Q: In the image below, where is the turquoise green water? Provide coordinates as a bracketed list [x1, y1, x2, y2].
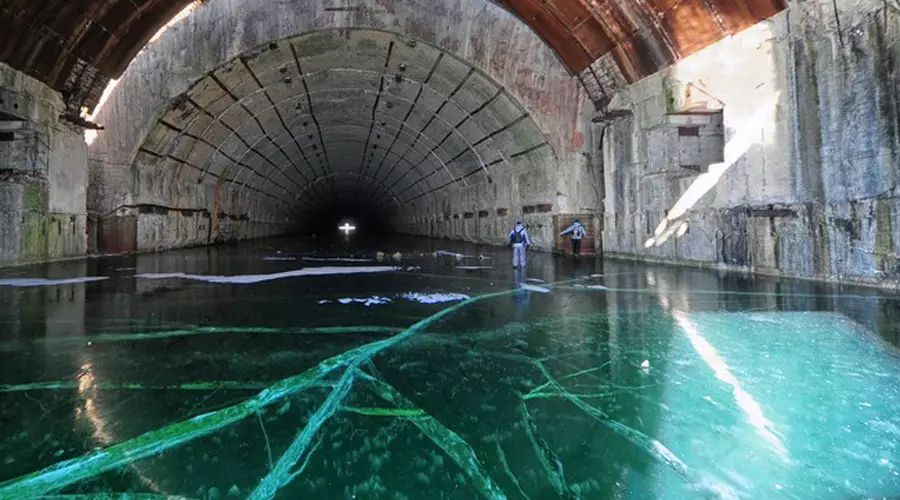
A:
[1, 236, 899, 499]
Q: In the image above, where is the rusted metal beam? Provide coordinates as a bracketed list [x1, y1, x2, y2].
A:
[0, 0, 787, 113]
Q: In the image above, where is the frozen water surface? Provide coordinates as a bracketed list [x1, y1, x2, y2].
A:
[1, 236, 900, 499]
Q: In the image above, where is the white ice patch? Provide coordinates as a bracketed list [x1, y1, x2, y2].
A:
[262, 256, 297, 261]
[301, 257, 373, 263]
[402, 292, 470, 304]
[0, 277, 108, 287]
[520, 284, 550, 294]
[434, 251, 485, 259]
[434, 251, 467, 258]
[336, 296, 392, 307]
[136, 266, 399, 284]
[525, 278, 545, 283]
[574, 284, 607, 291]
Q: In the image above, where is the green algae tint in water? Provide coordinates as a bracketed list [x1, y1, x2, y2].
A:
[1, 236, 900, 499]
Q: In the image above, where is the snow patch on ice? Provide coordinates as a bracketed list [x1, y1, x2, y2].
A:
[434, 251, 468, 258]
[574, 284, 607, 291]
[0, 277, 108, 287]
[336, 296, 392, 307]
[520, 284, 550, 294]
[136, 266, 399, 284]
[402, 292, 470, 304]
[525, 278, 545, 283]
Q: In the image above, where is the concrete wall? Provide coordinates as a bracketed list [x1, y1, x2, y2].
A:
[601, 0, 900, 287]
[0, 63, 87, 267]
[89, 0, 590, 254]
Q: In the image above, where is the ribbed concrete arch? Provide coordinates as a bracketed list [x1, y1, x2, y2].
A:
[87, 0, 582, 249]
[128, 28, 550, 219]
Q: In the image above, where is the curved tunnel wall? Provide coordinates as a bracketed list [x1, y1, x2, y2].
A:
[89, 0, 594, 252]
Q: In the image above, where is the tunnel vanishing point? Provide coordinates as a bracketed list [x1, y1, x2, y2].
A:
[0, 0, 899, 287]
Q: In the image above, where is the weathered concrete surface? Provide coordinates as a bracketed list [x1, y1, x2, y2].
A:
[90, 0, 590, 253]
[601, 0, 900, 287]
[0, 64, 87, 267]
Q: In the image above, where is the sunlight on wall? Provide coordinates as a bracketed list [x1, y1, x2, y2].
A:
[643, 20, 782, 248]
[645, 93, 780, 248]
[84, 1, 203, 145]
[148, 0, 204, 44]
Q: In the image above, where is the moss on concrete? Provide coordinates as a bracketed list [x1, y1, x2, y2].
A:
[875, 197, 895, 262]
[23, 181, 48, 213]
[661, 75, 677, 114]
[20, 212, 47, 262]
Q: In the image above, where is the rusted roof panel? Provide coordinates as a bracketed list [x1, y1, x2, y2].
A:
[0, 0, 786, 111]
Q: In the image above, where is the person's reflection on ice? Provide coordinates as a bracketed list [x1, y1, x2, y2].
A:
[512, 266, 530, 319]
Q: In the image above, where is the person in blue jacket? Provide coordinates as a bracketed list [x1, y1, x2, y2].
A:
[508, 221, 531, 269]
[560, 219, 587, 257]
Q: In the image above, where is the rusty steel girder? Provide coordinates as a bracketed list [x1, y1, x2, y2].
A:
[497, 0, 785, 80]
[0, 0, 785, 110]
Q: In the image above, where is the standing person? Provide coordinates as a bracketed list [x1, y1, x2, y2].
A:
[508, 221, 531, 269]
[560, 219, 587, 257]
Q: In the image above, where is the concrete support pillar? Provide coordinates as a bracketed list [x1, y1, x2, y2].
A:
[0, 64, 87, 267]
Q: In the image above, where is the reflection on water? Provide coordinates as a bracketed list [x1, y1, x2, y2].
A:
[1, 236, 899, 499]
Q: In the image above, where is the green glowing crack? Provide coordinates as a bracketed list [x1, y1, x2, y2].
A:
[0, 340, 379, 498]
[519, 401, 572, 498]
[34, 325, 403, 346]
[532, 362, 691, 481]
[494, 441, 531, 500]
[248, 368, 356, 499]
[37, 495, 193, 499]
[1, 282, 548, 499]
[0, 381, 294, 392]
[359, 372, 507, 499]
[342, 406, 427, 418]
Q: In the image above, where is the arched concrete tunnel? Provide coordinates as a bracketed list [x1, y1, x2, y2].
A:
[115, 27, 560, 240]
[6, 1, 900, 498]
[0, 0, 789, 257]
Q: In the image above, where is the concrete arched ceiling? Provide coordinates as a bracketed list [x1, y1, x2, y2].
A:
[135, 29, 548, 216]
[0, 0, 786, 112]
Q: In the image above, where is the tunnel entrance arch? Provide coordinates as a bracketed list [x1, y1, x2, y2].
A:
[89, 0, 584, 252]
